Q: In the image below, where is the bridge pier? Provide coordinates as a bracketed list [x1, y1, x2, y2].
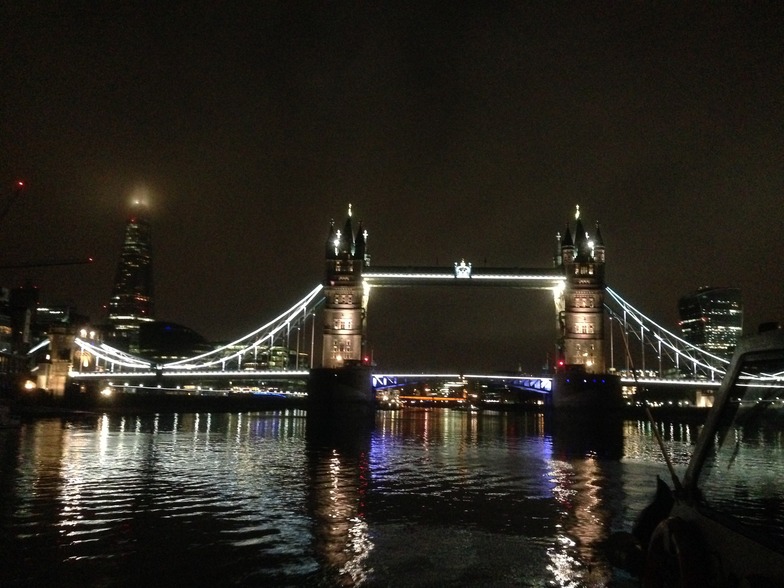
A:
[548, 371, 623, 411]
[307, 365, 374, 413]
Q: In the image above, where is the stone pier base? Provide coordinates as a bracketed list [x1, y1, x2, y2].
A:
[307, 366, 374, 413]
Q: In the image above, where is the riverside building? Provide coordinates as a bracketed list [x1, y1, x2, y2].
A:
[678, 286, 743, 360]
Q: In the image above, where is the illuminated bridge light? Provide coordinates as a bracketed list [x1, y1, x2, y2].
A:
[66, 281, 731, 387]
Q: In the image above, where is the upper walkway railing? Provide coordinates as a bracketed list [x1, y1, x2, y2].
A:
[363, 264, 564, 288]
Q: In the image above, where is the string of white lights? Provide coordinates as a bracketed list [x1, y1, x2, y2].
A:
[70, 286, 323, 371]
[605, 286, 729, 376]
[162, 284, 324, 368]
[74, 338, 152, 369]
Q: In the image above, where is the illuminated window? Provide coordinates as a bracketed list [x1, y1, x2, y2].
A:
[333, 318, 353, 330]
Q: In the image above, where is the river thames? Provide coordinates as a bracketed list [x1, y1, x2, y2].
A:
[0, 408, 705, 587]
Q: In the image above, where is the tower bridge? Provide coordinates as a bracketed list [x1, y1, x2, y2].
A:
[319, 204, 606, 376]
[63, 204, 731, 410]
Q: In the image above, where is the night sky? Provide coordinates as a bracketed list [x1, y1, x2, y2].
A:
[2, 2, 782, 373]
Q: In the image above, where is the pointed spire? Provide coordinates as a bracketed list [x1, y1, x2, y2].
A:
[574, 218, 586, 249]
[561, 223, 573, 247]
[594, 221, 604, 247]
[340, 203, 354, 257]
[573, 205, 589, 260]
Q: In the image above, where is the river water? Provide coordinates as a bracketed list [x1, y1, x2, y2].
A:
[0, 408, 703, 587]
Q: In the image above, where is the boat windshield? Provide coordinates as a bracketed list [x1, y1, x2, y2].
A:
[697, 349, 784, 547]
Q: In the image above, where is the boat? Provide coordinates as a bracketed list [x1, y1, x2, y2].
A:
[609, 324, 784, 586]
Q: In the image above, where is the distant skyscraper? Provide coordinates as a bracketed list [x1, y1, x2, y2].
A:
[678, 287, 743, 359]
[108, 201, 154, 350]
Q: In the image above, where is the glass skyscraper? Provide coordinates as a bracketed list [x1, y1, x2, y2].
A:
[107, 204, 154, 350]
[678, 286, 743, 359]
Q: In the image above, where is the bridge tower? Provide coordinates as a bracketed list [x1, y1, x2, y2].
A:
[320, 204, 369, 369]
[556, 206, 606, 374]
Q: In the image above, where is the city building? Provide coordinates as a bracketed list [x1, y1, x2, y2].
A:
[107, 200, 154, 351]
[678, 287, 743, 359]
[0, 284, 93, 396]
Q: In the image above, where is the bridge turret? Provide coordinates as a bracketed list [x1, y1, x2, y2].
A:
[557, 205, 606, 374]
[321, 205, 368, 369]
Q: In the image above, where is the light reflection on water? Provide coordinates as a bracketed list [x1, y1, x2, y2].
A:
[0, 408, 735, 587]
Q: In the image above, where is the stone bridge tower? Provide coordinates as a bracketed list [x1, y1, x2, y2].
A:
[321, 205, 369, 369]
[556, 206, 606, 374]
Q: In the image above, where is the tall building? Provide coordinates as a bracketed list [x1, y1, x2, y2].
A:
[554, 205, 606, 373]
[107, 201, 154, 350]
[678, 286, 742, 359]
[321, 204, 369, 369]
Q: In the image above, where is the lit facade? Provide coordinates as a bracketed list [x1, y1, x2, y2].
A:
[678, 287, 742, 359]
[321, 205, 369, 369]
[108, 204, 154, 350]
[554, 206, 606, 373]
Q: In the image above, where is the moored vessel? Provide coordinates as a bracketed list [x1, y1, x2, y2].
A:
[609, 324, 784, 586]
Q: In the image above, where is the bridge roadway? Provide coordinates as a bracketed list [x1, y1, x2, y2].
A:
[69, 369, 719, 393]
